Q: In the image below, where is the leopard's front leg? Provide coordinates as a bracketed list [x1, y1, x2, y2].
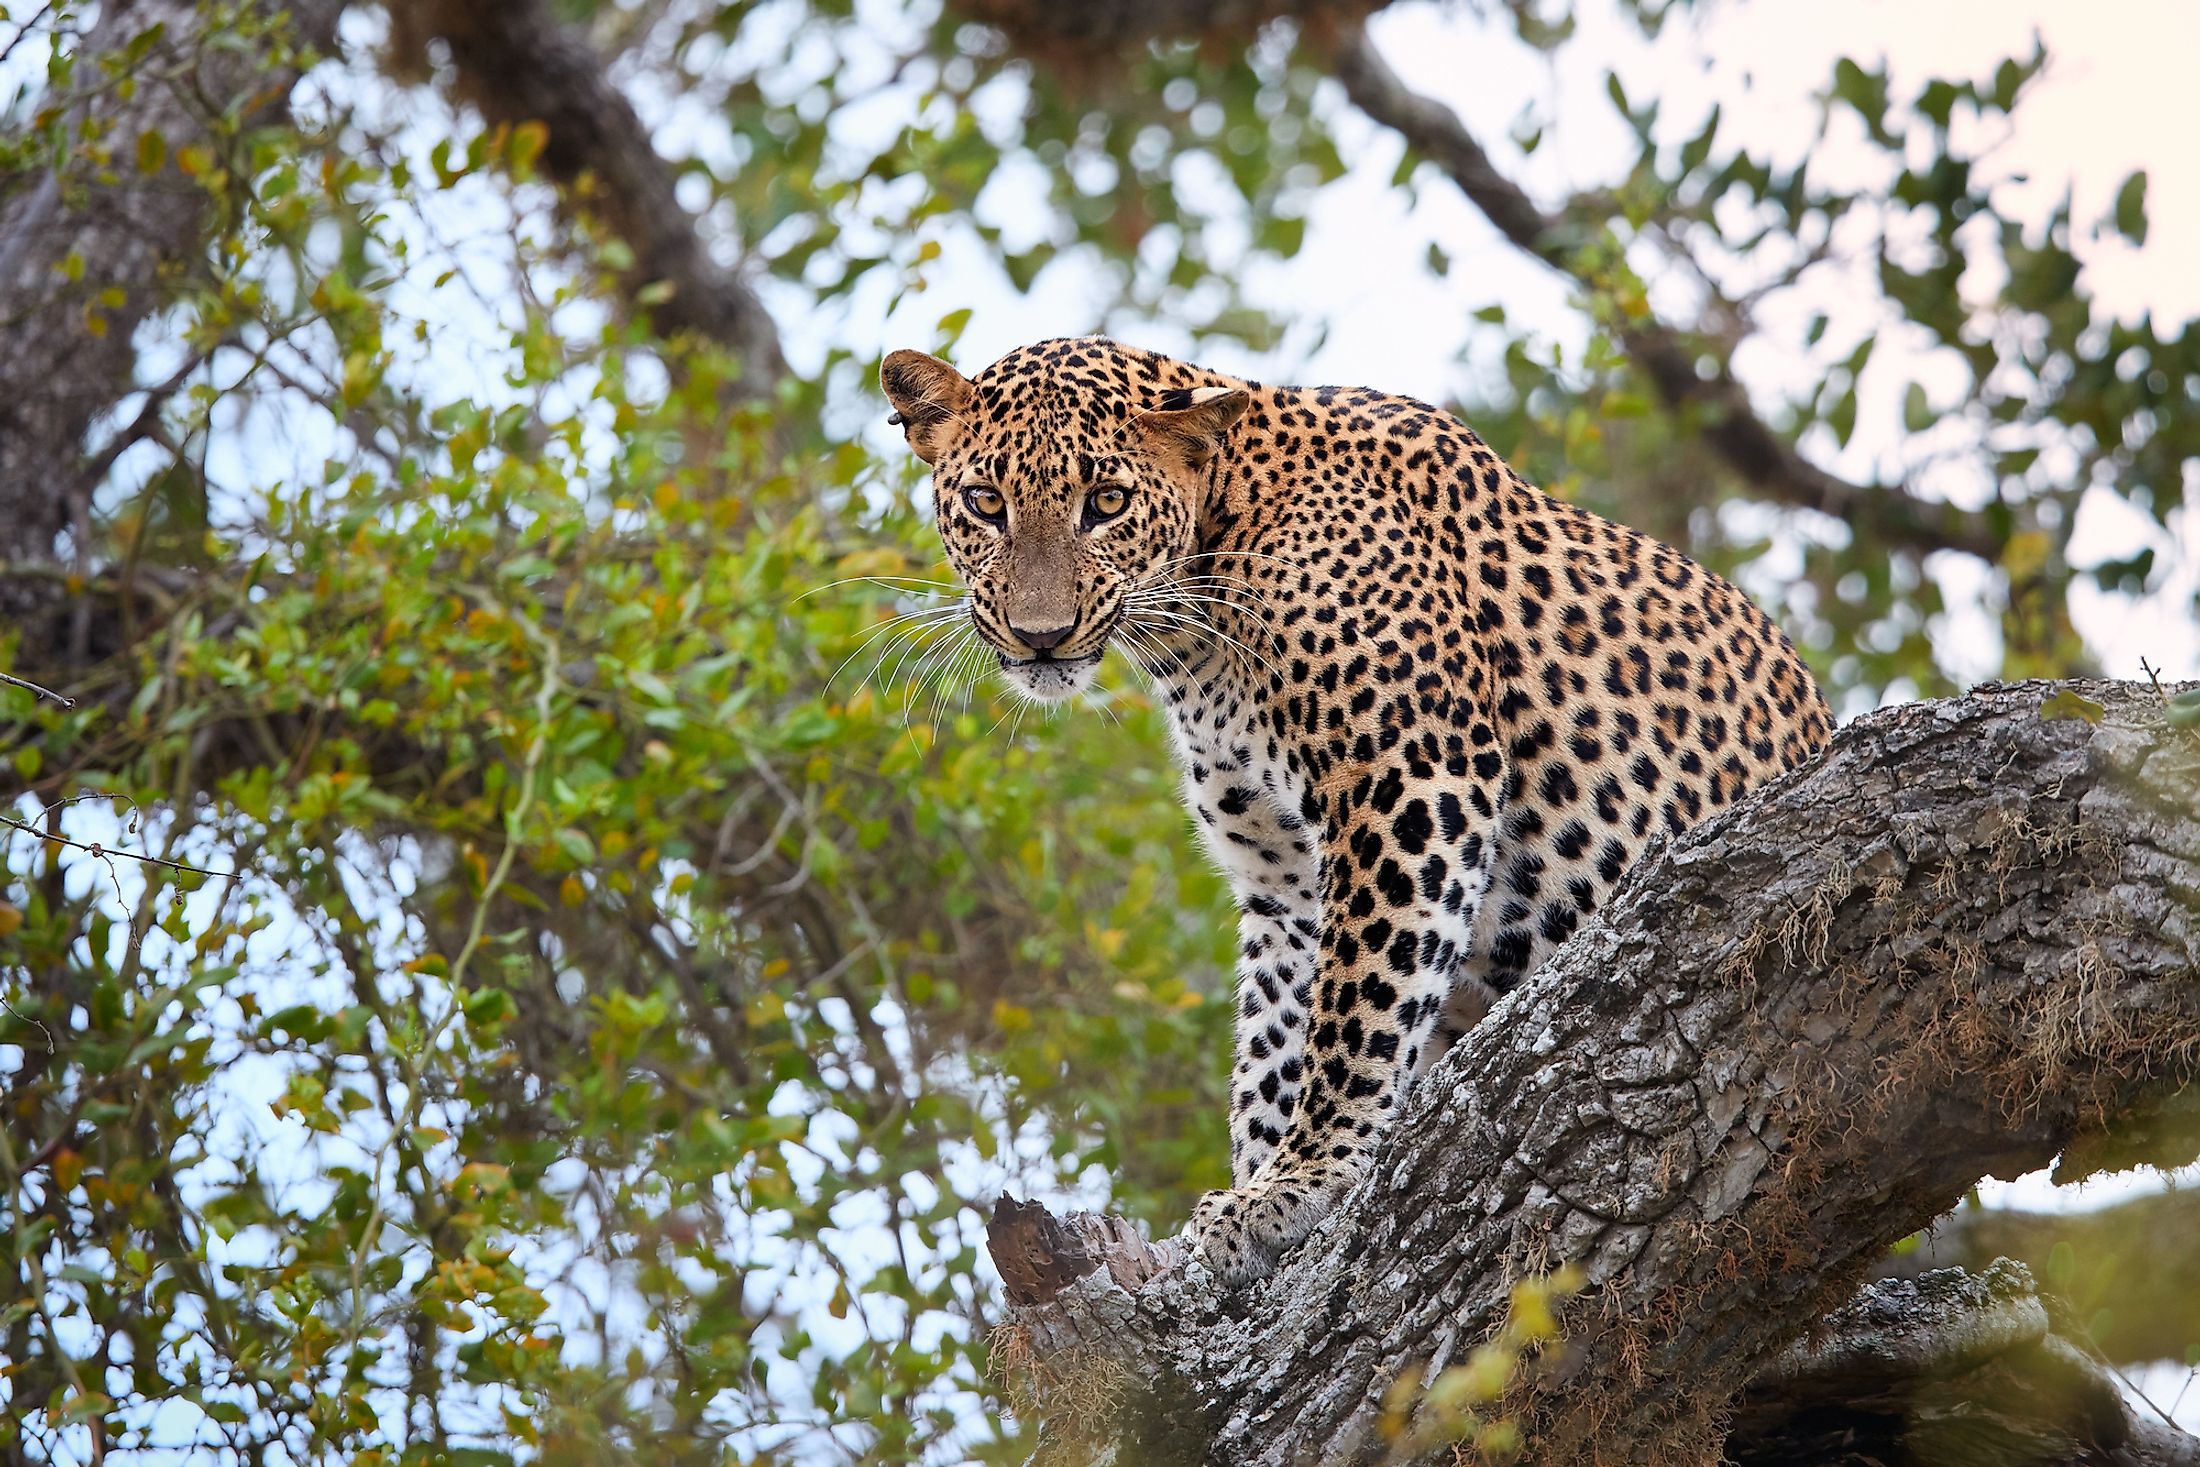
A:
[1187, 766, 1498, 1286]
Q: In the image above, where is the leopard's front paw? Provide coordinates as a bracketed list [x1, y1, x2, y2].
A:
[1183, 1173, 1343, 1289]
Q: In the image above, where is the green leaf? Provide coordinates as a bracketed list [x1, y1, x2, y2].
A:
[1903, 383, 1931, 434]
[2040, 689, 2104, 724]
[2112, 171, 2148, 246]
[1678, 104, 1720, 174]
[1916, 79, 1961, 130]
[1831, 57, 1893, 144]
[465, 988, 517, 1027]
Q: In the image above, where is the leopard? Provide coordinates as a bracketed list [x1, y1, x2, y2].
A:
[880, 336, 1832, 1287]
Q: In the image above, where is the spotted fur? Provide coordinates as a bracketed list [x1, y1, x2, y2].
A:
[881, 337, 1832, 1286]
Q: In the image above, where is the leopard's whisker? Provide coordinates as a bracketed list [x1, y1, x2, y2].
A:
[1130, 605, 1285, 686]
[877, 614, 970, 702]
[927, 628, 991, 733]
[789, 573, 961, 606]
[827, 602, 971, 693]
[901, 624, 980, 748]
[1119, 620, 1195, 683]
[843, 609, 971, 703]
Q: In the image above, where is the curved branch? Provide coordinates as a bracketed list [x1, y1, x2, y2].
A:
[952, 0, 1382, 54]
[988, 680, 2200, 1464]
[1329, 29, 2003, 565]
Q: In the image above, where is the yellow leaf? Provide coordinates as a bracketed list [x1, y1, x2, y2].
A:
[992, 999, 1032, 1033]
[51, 1148, 82, 1191]
[559, 875, 586, 907]
[136, 128, 166, 173]
[1508, 1278, 1559, 1342]
[2002, 530, 2052, 581]
[507, 120, 548, 178]
[0, 902, 21, 937]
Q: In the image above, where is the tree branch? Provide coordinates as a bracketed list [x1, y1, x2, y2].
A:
[1328, 29, 2003, 565]
[1879, 1188, 2200, 1368]
[1736, 1261, 2200, 1467]
[387, 0, 785, 391]
[952, 0, 1382, 53]
[987, 680, 2200, 1464]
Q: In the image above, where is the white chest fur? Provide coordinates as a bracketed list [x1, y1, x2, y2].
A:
[1153, 648, 1322, 1182]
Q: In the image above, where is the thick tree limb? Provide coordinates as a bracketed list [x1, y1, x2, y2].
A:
[1329, 30, 2004, 564]
[1878, 1189, 2200, 1368]
[987, 680, 2200, 1465]
[1736, 1261, 2200, 1467]
[387, 0, 784, 390]
[0, 0, 341, 624]
[954, 0, 1382, 54]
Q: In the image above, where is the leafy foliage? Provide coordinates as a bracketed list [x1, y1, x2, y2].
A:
[1, 0, 2189, 1461]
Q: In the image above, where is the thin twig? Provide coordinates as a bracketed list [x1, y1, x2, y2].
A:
[0, 669, 74, 707]
[0, 811, 230, 878]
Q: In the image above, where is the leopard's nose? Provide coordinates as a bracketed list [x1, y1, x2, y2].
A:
[1010, 620, 1076, 652]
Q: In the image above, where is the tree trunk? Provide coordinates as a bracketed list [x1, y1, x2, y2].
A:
[986, 679, 2200, 1465]
[0, 0, 340, 627]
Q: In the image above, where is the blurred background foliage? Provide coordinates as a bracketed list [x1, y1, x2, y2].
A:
[0, 0, 2190, 1460]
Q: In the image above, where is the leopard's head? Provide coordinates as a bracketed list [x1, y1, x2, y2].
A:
[880, 337, 1248, 703]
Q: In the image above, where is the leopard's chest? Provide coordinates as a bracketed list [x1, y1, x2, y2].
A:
[1158, 662, 1317, 908]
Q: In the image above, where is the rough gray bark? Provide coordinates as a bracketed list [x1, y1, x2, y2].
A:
[1328, 28, 2000, 564]
[987, 680, 2200, 1465]
[0, 0, 340, 625]
[387, 0, 784, 390]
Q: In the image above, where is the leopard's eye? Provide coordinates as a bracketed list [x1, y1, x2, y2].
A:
[1085, 485, 1131, 525]
[963, 484, 1006, 524]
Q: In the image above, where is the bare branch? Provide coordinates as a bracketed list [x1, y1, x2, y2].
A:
[1328, 29, 2004, 565]
[987, 680, 2200, 1464]
[0, 669, 74, 707]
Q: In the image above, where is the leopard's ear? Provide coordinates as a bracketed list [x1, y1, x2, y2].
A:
[1134, 385, 1248, 472]
[880, 349, 975, 464]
